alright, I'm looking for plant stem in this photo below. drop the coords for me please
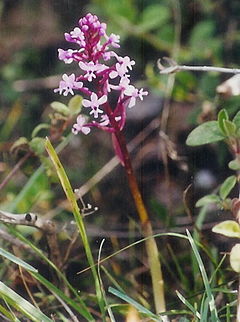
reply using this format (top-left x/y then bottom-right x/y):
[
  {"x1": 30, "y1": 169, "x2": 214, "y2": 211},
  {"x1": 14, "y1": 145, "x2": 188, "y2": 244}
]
[
  {"x1": 115, "y1": 130, "x2": 166, "y2": 316},
  {"x1": 158, "y1": 57, "x2": 240, "y2": 75}
]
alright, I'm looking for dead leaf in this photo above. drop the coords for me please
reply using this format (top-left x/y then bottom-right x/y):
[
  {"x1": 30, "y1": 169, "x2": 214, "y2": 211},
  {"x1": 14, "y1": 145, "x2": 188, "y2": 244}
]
[{"x1": 216, "y1": 74, "x2": 240, "y2": 97}]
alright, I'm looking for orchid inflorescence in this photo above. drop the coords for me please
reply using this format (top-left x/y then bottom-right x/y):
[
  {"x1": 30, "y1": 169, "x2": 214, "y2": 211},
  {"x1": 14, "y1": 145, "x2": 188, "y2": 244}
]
[{"x1": 54, "y1": 13, "x2": 148, "y2": 136}]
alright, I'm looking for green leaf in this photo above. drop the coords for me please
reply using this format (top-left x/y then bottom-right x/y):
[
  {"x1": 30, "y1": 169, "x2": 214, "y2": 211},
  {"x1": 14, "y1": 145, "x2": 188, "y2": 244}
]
[
  {"x1": 176, "y1": 290, "x2": 201, "y2": 319},
  {"x1": 217, "y1": 109, "x2": 229, "y2": 134},
  {"x1": 138, "y1": 4, "x2": 170, "y2": 32},
  {"x1": 0, "y1": 247, "x2": 37, "y2": 272},
  {"x1": 196, "y1": 194, "x2": 221, "y2": 207},
  {"x1": 230, "y1": 244, "x2": 240, "y2": 272},
  {"x1": 0, "y1": 282, "x2": 52, "y2": 322},
  {"x1": 233, "y1": 110, "x2": 240, "y2": 128},
  {"x1": 186, "y1": 230, "x2": 219, "y2": 320},
  {"x1": 186, "y1": 121, "x2": 225, "y2": 146},
  {"x1": 68, "y1": 95, "x2": 83, "y2": 115},
  {"x1": 45, "y1": 138, "x2": 105, "y2": 316},
  {"x1": 108, "y1": 286, "x2": 159, "y2": 320},
  {"x1": 50, "y1": 101, "x2": 70, "y2": 116},
  {"x1": 212, "y1": 220, "x2": 240, "y2": 238},
  {"x1": 7, "y1": 135, "x2": 71, "y2": 213},
  {"x1": 228, "y1": 159, "x2": 240, "y2": 171},
  {"x1": 189, "y1": 20, "x2": 221, "y2": 60},
  {"x1": 10, "y1": 137, "x2": 29, "y2": 152},
  {"x1": 223, "y1": 119, "x2": 237, "y2": 137},
  {"x1": 29, "y1": 137, "x2": 46, "y2": 156},
  {"x1": 31, "y1": 123, "x2": 50, "y2": 138},
  {"x1": 31, "y1": 272, "x2": 93, "y2": 320},
  {"x1": 219, "y1": 175, "x2": 236, "y2": 199}
]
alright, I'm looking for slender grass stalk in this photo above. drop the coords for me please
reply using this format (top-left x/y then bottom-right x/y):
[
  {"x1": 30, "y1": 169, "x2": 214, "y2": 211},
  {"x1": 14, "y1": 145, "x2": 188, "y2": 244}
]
[
  {"x1": 45, "y1": 137, "x2": 105, "y2": 320},
  {"x1": 187, "y1": 230, "x2": 219, "y2": 321},
  {"x1": 0, "y1": 282, "x2": 52, "y2": 322},
  {"x1": 114, "y1": 131, "x2": 166, "y2": 316},
  {"x1": 7, "y1": 225, "x2": 93, "y2": 320}
]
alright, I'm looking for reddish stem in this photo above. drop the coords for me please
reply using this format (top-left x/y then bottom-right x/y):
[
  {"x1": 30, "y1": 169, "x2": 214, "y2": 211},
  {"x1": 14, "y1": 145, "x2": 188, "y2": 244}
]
[{"x1": 113, "y1": 129, "x2": 166, "y2": 315}]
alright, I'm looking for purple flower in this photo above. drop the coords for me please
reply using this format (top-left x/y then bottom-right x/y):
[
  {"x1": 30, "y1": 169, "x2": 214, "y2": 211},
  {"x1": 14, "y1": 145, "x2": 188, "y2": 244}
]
[
  {"x1": 54, "y1": 74, "x2": 83, "y2": 96},
  {"x1": 118, "y1": 56, "x2": 135, "y2": 70},
  {"x1": 54, "y1": 13, "x2": 148, "y2": 135},
  {"x1": 124, "y1": 86, "x2": 148, "y2": 108},
  {"x1": 109, "y1": 56, "x2": 135, "y2": 79},
  {"x1": 72, "y1": 115, "x2": 91, "y2": 135},
  {"x1": 82, "y1": 93, "x2": 107, "y2": 118},
  {"x1": 99, "y1": 114, "x2": 110, "y2": 126},
  {"x1": 79, "y1": 61, "x2": 107, "y2": 82},
  {"x1": 107, "y1": 33, "x2": 120, "y2": 48},
  {"x1": 58, "y1": 49, "x2": 83, "y2": 64}
]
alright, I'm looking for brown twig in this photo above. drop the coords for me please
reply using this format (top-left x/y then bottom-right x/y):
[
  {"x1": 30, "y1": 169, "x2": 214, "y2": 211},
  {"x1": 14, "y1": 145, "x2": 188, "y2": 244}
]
[
  {"x1": 0, "y1": 210, "x2": 62, "y2": 267},
  {"x1": 0, "y1": 228, "x2": 37, "y2": 255}
]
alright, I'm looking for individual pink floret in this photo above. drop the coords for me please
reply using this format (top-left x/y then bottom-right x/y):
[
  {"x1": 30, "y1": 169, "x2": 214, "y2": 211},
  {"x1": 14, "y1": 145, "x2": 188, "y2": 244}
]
[
  {"x1": 82, "y1": 93, "x2": 107, "y2": 118},
  {"x1": 54, "y1": 74, "x2": 83, "y2": 96},
  {"x1": 72, "y1": 115, "x2": 91, "y2": 135}
]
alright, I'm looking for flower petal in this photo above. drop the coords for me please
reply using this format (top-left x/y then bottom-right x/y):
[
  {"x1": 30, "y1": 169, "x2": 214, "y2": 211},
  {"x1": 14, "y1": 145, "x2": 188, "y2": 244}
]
[{"x1": 98, "y1": 95, "x2": 107, "y2": 105}]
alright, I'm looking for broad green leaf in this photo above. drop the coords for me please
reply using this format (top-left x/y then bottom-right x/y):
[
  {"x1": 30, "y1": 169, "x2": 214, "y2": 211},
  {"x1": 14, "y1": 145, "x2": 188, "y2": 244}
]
[
  {"x1": 29, "y1": 137, "x2": 46, "y2": 156},
  {"x1": 233, "y1": 110, "x2": 240, "y2": 128},
  {"x1": 189, "y1": 20, "x2": 221, "y2": 59},
  {"x1": 68, "y1": 95, "x2": 83, "y2": 115},
  {"x1": 212, "y1": 220, "x2": 240, "y2": 238},
  {"x1": 186, "y1": 121, "x2": 225, "y2": 146},
  {"x1": 230, "y1": 244, "x2": 240, "y2": 272},
  {"x1": 228, "y1": 159, "x2": 240, "y2": 171},
  {"x1": 0, "y1": 282, "x2": 52, "y2": 322},
  {"x1": 196, "y1": 194, "x2": 220, "y2": 207},
  {"x1": 219, "y1": 175, "x2": 236, "y2": 199},
  {"x1": 50, "y1": 101, "x2": 70, "y2": 116},
  {"x1": 138, "y1": 5, "x2": 170, "y2": 32},
  {"x1": 0, "y1": 247, "x2": 37, "y2": 272},
  {"x1": 31, "y1": 123, "x2": 50, "y2": 138},
  {"x1": 223, "y1": 119, "x2": 237, "y2": 137},
  {"x1": 217, "y1": 109, "x2": 229, "y2": 134},
  {"x1": 10, "y1": 137, "x2": 29, "y2": 152}
]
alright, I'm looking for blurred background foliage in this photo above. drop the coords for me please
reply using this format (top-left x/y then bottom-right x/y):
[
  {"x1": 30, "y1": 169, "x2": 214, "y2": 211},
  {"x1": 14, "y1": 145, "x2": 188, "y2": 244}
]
[{"x1": 0, "y1": 0, "x2": 240, "y2": 318}]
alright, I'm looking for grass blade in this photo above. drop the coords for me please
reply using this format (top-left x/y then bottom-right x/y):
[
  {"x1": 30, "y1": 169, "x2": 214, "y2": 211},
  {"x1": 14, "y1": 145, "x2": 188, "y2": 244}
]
[
  {"x1": 176, "y1": 290, "x2": 201, "y2": 319},
  {"x1": 0, "y1": 281, "x2": 52, "y2": 322},
  {"x1": 45, "y1": 137, "x2": 105, "y2": 318},
  {"x1": 31, "y1": 272, "x2": 93, "y2": 321},
  {"x1": 7, "y1": 227, "x2": 94, "y2": 321},
  {"x1": 0, "y1": 247, "x2": 38, "y2": 273},
  {"x1": 186, "y1": 230, "x2": 219, "y2": 321},
  {"x1": 108, "y1": 286, "x2": 160, "y2": 321}
]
